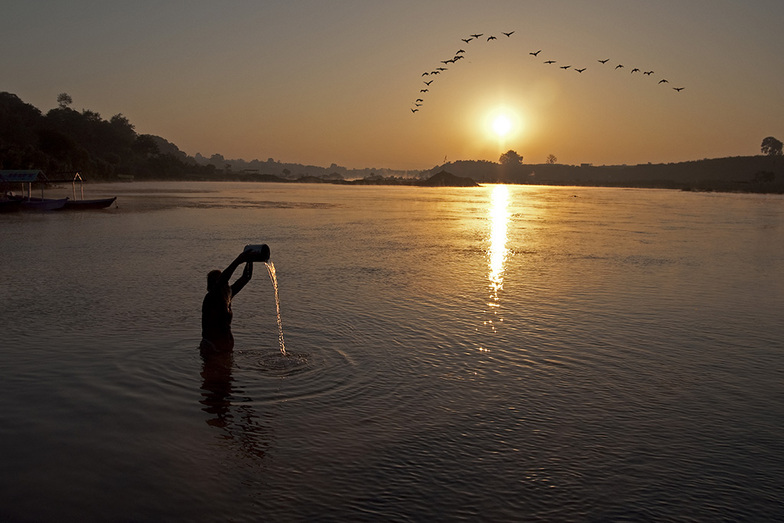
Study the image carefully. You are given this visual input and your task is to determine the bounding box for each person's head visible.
[207,270,222,292]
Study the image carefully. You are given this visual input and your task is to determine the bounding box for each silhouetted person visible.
[200,250,255,354]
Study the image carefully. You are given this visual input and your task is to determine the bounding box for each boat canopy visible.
[0,170,49,184]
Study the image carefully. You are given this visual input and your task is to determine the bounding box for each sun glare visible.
[492,115,512,137]
[484,106,523,142]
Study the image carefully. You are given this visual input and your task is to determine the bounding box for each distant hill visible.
[430,156,784,193]
[418,170,479,187]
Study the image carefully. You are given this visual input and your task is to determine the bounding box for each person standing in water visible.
[201,249,258,353]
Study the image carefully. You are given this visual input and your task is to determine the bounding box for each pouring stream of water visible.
[265,261,287,355]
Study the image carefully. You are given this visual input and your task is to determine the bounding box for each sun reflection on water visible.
[485,184,510,333]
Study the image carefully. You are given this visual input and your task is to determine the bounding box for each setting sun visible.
[483,106,524,144]
[492,115,513,138]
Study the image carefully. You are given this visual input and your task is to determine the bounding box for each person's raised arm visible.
[231,259,253,296]
[217,251,252,288]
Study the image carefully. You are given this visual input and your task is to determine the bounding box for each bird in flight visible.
[422,72,429,76]
[502,31,515,37]
[598,59,609,64]
[462,38,473,43]
[544,60,556,64]
[575,68,586,73]
[471,34,483,39]
[487,35,497,41]
[415,98,423,102]
[436,67,447,71]
[673,87,685,92]
[615,64,624,69]
[456,49,465,54]
[658,79,669,84]
[424,80,433,85]
[560,65,571,70]
[530,50,542,56]
[631,68,640,73]
[411,108,419,113]
[420,89,429,93]
[643,71,654,75]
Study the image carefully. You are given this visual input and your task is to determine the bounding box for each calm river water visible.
[1,182,782,521]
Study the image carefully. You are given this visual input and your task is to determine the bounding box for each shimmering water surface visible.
[1,182,782,521]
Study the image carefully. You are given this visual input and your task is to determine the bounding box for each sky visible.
[3,0,784,170]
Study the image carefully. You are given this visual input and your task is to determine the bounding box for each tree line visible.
[0,92,418,182]
[430,143,782,193]
[0,92,213,180]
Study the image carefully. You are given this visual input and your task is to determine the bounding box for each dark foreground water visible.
[1,182,782,521]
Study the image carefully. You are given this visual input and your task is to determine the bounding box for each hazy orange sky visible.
[4,1,784,170]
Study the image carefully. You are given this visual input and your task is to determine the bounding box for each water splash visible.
[265,261,287,355]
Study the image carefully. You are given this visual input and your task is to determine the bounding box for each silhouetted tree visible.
[81,109,101,123]
[37,128,76,157]
[36,128,88,170]
[546,154,557,164]
[131,134,160,157]
[109,113,135,140]
[56,92,73,109]
[0,92,43,150]
[100,113,137,163]
[499,149,523,165]
[209,153,225,167]
[761,136,783,156]
[0,91,223,178]
[761,136,783,174]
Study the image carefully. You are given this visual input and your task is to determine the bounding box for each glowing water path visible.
[488,184,510,306]
[485,184,510,334]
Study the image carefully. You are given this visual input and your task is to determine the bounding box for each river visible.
[1,182,782,521]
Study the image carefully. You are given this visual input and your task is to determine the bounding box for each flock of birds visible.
[411,31,685,114]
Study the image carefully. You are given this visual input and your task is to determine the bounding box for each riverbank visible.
[45,162,784,194]
[173,171,784,194]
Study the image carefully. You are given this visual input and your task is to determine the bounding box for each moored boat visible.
[13,196,69,211]
[63,196,117,210]
[1,170,66,211]
[63,173,117,210]
[1,170,117,212]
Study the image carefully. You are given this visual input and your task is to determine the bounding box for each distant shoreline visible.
[4,91,781,194]
[100,156,784,194]
[79,172,784,194]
